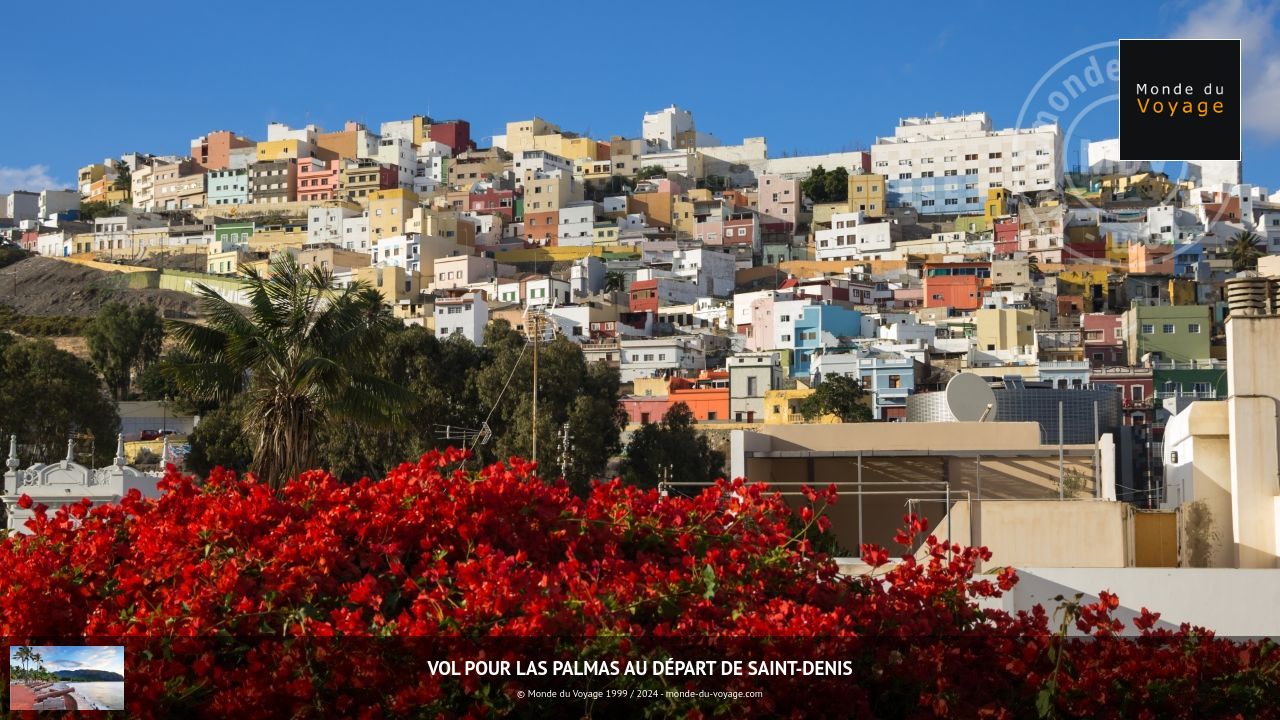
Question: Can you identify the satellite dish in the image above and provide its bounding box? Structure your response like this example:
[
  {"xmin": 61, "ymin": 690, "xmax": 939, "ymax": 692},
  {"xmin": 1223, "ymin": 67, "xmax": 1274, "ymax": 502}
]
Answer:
[{"xmin": 945, "ymin": 373, "xmax": 997, "ymax": 422}]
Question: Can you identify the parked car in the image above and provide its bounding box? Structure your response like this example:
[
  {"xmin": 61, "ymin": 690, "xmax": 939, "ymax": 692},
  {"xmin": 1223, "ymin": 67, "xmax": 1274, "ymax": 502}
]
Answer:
[{"xmin": 138, "ymin": 429, "xmax": 178, "ymax": 441}]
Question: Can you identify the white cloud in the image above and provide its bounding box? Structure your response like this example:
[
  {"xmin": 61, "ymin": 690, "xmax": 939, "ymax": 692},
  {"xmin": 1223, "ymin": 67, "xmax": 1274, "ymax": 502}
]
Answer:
[
  {"xmin": 1172, "ymin": 0, "xmax": 1280, "ymax": 139},
  {"xmin": 0, "ymin": 164, "xmax": 66, "ymax": 194}
]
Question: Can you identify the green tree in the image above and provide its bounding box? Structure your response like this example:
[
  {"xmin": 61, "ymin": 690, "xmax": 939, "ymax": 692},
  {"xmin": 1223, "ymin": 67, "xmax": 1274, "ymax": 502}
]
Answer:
[
  {"xmin": 801, "ymin": 165, "xmax": 850, "ymax": 204},
  {"xmin": 77, "ymin": 201, "xmax": 119, "ymax": 223},
  {"xmin": 797, "ymin": 374, "xmax": 873, "ymax": 423},
  {"xmin": 85, "ymin": 302, "xmax": 165, "ymax": 400},
  {"xmin": 165, "ymin": 254, "xmax": 408, "ymax": 488},
  {"xmin": 0, "ymin": 334, "xmax": 120, "ymax": 465},
  {"xmin": 184, "ymin": 398, "xmax": 255, "ymax": 476},
  {"xmin": 319, "ymin": 326, "xmax": 485, "ymax": 481},
  {"xmin": 1227, "ymin": 230, "xmax": 1265, "ymax": 271},
  {"xmin": 603, "ymin": 271, "xmax": 626, "ymax": 294},
  {"xmin": 112, "ymin": 159, "xmax": 132, "ymax": 192},
  {"xmin": 471, "ymin": 320, "xmax": 624, "ymax": 493},
  {"xmin": 620, "ymin": 402, "xmax": 724, "ymax": 490},
  {"xmin": 635, "ymin": 165, "xmax": 668, "ymax": 181}
]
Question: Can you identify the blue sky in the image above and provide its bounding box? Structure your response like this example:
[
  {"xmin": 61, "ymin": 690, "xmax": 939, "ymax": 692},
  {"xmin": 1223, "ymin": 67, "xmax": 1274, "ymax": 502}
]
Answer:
[
  {"xmin": 2, "ymin": 0, "xmax": 1278, "ymax": 193},
  {"xmin": 9, "ymin": 646, "xmax": 124, "ymax": 675}
]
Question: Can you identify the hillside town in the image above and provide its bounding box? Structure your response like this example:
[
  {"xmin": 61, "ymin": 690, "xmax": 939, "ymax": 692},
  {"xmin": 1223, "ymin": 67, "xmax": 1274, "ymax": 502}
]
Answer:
[{"xmin": 3, "ymin": 104, "xmax": 1279, "ymax": 580}]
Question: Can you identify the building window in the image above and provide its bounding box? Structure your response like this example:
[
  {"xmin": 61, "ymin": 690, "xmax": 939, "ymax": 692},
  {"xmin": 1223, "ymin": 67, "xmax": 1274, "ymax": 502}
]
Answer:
[
  {"xmin": 1141, "ymin": 324, "xmax": 1154, "ymax": 334},
  {"xmin": 1188, "ymin": 323, "xmax": 1202, "ymax": 333},
  {"xmin": 1162, "ymin": 324, "xmax": 1175, "ymax": 334},
  {"xmin": 888, "ymin": 375, "xmax": 901, "ymax": 388}
]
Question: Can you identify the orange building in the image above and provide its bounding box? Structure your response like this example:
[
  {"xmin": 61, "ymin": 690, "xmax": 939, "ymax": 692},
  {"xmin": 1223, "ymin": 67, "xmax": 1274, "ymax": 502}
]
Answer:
[
  {"xmin": 922, "ymin": 261, "xmax": 990, "ymax": 310},
  {"xmin": 524, "ymin": 210, "xmax": 559, "ymax": 245},
  {"xmin": 191, "ymin": 130, "xmax": 255, "ymax": 170},
  {"xmin": 1128, "ymin": 242, "xmax": 1176, "ymax": 274},
  {"xmin": 669, "ymin": 372, "xmax": 730, "ymax": 422}
]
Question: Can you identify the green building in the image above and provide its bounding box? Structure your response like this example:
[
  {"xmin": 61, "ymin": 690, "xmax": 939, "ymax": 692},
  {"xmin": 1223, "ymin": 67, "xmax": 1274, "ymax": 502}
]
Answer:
[
  {"xmin": 213, "ymin": 221, "xmax": 255, "ymax": 248},
  {"xmin": 1123, "ymin": 305, "xmax": 1212, "ymax": 365}
]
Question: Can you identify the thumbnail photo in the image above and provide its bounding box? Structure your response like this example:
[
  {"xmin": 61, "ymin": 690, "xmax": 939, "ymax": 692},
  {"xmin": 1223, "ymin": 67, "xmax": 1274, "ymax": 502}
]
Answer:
[{"xmin": 8, "ymin": 645, "xmax": 125, "ymax": 712}]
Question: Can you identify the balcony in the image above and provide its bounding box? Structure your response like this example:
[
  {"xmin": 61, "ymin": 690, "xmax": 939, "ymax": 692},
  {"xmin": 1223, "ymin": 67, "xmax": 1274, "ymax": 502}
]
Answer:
[
  {"xmin": 1151, "ymin": 359, "xmax": 1225, "ymax": 371},
  {"xmin": 1153, "ymin": 388, "xmax": 1219, "ymax": 400}
]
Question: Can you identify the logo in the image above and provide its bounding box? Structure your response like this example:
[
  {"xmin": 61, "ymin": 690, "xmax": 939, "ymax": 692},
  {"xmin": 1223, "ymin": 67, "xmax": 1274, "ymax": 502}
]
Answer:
[{"xmin": 1120, "ymin": 39, "xmax": 1241, "ymax": 161}]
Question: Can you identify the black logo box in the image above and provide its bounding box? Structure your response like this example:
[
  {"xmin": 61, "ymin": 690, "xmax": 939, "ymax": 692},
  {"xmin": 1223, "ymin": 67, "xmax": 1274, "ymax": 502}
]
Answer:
[{"xmin": 1119, "ymin": 39, "xmax": 1241, "ymax": 161}]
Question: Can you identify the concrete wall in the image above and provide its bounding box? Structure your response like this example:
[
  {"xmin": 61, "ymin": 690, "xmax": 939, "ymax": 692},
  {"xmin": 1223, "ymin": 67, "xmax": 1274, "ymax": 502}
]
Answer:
[
  {"xmin": 992, "ymin": 567, "xmax": 1280, "ymax": 636},
  {"xmin": 1162, "ymin": 401, "xmax": 1234, "ymax": 567},
  {"xmin": 1226, "ymin": 314, "xmax": 1280, "ymax": 567},
  {"xmin": 932, "ymin": 499, "xmax": 1135, "ymax": 568}
]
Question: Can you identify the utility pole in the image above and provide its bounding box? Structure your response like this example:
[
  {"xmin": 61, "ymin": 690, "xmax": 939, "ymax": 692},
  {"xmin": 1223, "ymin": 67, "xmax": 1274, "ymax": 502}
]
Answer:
[
  {"xmin": 530, "ymin": 309, "xmax": 540, "ymax": 467},
  {"xmin": 559, "ymin": 422, "xmax": 571, "ymax": 480}
]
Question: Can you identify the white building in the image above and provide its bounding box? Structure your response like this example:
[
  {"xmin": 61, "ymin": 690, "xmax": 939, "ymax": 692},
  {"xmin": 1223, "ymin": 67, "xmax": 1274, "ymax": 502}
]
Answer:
[
  {"xmin": 374, "ymin": 234, "xmax": 423, "ymax": 272},
  {"xmin": 1085, "ymin": 139, "xmax": 1149, "ymax": 176},
  {"xmin": 308, "ymin": 204, "xmax": 362, "ymax": 246},
  {"xmin": 432, "ymin": 254, "xmax": 497, "ymax": 291},
  {"xmin": 814, "ymin": 215, "xmax": 899, "ymax": 261},
  {"xmin": 619, "ymin": 335, "xmax": 707, "ymax": 382},
  {"xmin": 671, "ymin": 247, "xmax": 736, "ymax": 297},
  {"xmin": 1, "ymin": 436, "xmax": 160, "ymax": 534},
  {"xmin": 871, "ymin": 113, "xmax": 1061, "ymax": 215},
  {"xmin": 4, "ymin": 191, "xmax": 38, "ymax": 222},
  {"xmin": 38, "ymin": 189, "xmax": 79, "ymax": 219},
  {"xmin": 434, "ymin": 292, "xmax": 489, "ymax": 344},
  {"xmin": 642, "ymin": 105, "xmax": 697, "ymax": 151},
  {"xmin": 514, "ymin": 150, "xmax": 574, "ymax": 177},
  {"xmin": 557, "ymin": 202, "xmax": 597, "ymax": 246},
  {"xmin": 728, "ymin": 351, "xmax": 783, "ymax": 422},
  {"xmin": 341, "ymin": 212, "xmax": 371, "ymax": 253},
  {"xmin": 762, "ymin": 151, "xmax": 870, "ymax": 180}
]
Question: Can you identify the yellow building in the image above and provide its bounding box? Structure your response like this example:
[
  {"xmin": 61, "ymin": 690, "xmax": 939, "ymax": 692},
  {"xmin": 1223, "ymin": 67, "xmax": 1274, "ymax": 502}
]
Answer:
[
  {"xmin": 354, "ymin": 264, "xmax": 424, "ymax": 306},
  {"xmin": 763, "ymin": 384, "xmax": 840, "ymax": 425},
  {"xmin": 974, "ymin": 308, "xmax": 1042, "ymax": 352},
  {"xmin": 1056, "ymin": 266, "xmax": 1110, "ymax": 296},
  {"xmin": 504, "ymin": 118, "xmax": 562, "ymax": 156},
  {"xmin": 1099, "ymin": 172, "xmax": 1175, "ymax": 202},
  {"xmin": 78, "ymin": 163, "xmax": 109, "ymax": 196},
  {"xmin": 448, "ymin": 149, "xmax": 507, "ymax": 191},
  {"xmin": 368, "ymin": 188, "xmax": 419, "ymax": 241},
  {"xmin": 248, "ymin": 223, "xmax": 308, "ymax": 254},
  {"xmin": 984, "ymin": 188, "xmax": 1012, "ymax": 220},
  {"xmin": 593, "ymin": 223, "xmax": 620, "ymax": 245},
  {"xmin": 256, "ymin": 139, "xmax": 312, "ymax": 162},
  {"xmin": 846, "ymin": 173, "xmax": 886, "ymax": 217}
]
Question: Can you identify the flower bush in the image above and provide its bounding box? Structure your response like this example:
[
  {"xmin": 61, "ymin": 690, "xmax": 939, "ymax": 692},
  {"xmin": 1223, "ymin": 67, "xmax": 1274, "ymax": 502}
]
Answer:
[{"xmin": 0, "ymin": 449, "xmax": 1277, "ymax": 718}]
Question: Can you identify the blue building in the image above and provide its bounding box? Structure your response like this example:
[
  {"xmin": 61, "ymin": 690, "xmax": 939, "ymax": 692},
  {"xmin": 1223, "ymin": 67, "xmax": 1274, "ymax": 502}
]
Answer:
[
  {"xmin": 885, "ymin": 173, "xmax": 983, "ymax": 214},
  {"xmin": 792, "ymin": 304, "xmax": 863, "ymax": 376},
  {"xmin": 810, "ymin": 350, "xmax": 918, "ymax": 420}
]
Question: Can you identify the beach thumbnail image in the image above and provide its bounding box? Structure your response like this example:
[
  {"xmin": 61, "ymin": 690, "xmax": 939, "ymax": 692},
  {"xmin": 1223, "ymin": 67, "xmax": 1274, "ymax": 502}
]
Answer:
[{"xmin": 8, "ymin": 645, "xmax": 125, "ymax": 711}]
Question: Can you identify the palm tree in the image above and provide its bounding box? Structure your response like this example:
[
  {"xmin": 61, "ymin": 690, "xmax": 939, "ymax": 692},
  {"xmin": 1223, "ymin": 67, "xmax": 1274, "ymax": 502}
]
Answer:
[
  {"xmin": 1227, "ymin": 230, "xmax": 1265, "ymax": 271},
  {"xmin": 14, "ymin": 646, "xmax": 32, "ymax": 682},
  {"xmin": 603, "ymin": 271, "xmax": 625, "ymax": 297},
  {"xmin": 165, "ymin": 254, "xmax": 409, "ymax": 488}
]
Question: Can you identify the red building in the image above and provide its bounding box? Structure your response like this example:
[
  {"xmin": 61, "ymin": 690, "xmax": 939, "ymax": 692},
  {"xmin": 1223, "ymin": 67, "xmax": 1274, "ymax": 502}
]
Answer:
[
  {"xmin": 429, "ymin": 120, "xmax": 472, "ymax": 156},
  {"xmin": 922, "ymin": 262, "xmax": 989, "ymax": 311},
  {"xmin": 993, "ymin": 216, "xmax": 1019, "ymax": 255},
  {"xmin": 470, "ymin": 188, "xmax": 516, "ymax": 220},
  {"xmin": 629, "ymin": 279, "xmax": 659, "ymax": 313}
]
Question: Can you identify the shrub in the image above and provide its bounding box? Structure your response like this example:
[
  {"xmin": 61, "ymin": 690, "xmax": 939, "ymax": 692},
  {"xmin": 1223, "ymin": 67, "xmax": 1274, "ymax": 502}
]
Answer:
[{"xmin": 0, "ymin": 452, "xmax": 1276, "ymax": 718}]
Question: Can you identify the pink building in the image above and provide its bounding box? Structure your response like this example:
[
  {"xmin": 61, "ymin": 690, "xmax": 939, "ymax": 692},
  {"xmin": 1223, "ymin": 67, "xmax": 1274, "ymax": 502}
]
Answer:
[
  {"xmin": 745, "ymin": 296, "xmax": 776, "ymax": 351},
  {"xmin": 1082, "ymin": 313, "xmax": 1126, "ymax": 367},
  {"xmin": 297, "ymin": 159, "xmax": 339, "ymax": 202},
  {"xmin": 757, "ymin": 174, "xmax": 800, "ymax": 232}
]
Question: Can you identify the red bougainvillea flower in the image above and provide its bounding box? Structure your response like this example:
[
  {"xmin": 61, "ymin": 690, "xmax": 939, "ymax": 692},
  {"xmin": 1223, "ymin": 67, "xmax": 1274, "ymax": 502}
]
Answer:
[{"xmin": 0, "ymin": 449, "xmax": 1274, "ymax": 719}]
